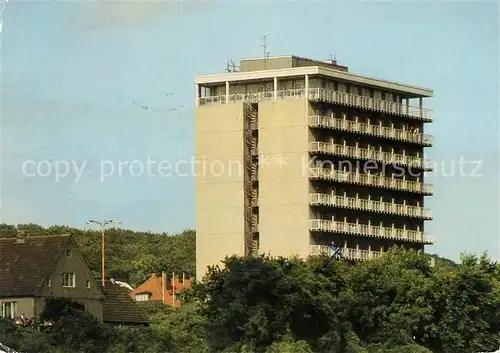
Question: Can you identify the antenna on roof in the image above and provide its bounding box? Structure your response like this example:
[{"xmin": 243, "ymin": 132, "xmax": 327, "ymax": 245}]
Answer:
[
  {"xmin": 261, "ymin": 34, "xmax": 269, "ymax": 69},
  {"xmin": 226, "ymin": 58, "xmax": 239, "ymax": 73},
  {"xmin": 330, "ymin": 53, "xmax": 337, "ymax": 65},
  {"xmin": 261, "ymin": 34, "xmax": 269, "ymax": 58}
]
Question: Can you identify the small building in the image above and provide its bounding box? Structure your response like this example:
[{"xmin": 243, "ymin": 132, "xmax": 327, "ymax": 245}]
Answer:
[
  {"xmin": 103, "ymin": 279, "xmax": 149, "ymax": 326},
  {"xmin": 0, "ymin": 234, "xmax": 104, "ymax": 321},
  {"xmin": 130, "ymin": 273, "xmax": 191, "ymax": 307}
]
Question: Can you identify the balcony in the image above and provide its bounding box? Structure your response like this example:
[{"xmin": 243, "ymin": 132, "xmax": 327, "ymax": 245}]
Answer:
[
  {"xmin": 310, "ymin": 245, "xmax": 435, "ymax": 266},
  {"xmin": 199, "ymin": 88, "xmax": 433, "ymax": 122},
  {"xmin": 308, "ymin": 115, "xmax": 433, "ymax": 146},
  {"xmin": 308, "ymin": 88, "xmax": 433, "ymax": 122},
  {"xmin": 310, "ymin": 244, "xmax": 383, "ymax": 261},
  {"xmin": 309, "ymin": 193, "xmax": 432, "ymax": 219},
  {"xmin": 309, "ymin": 141, "xmax": 431, "ymax": 170},
  {"xmin": 309, "ymin": 167, "xmax": 434, "ymax": 195},
  {"xmin": 309, "ymin": 219, "xmax": 433, "ymax": 244}
]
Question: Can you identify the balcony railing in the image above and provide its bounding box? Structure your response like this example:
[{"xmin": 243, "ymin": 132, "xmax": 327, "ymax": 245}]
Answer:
[
  {"xmin": 309, "ymin": 141, "xmax": 431, "ymax": 170},
  {"xmin": 308, "ymin": 88, "xmax": 433, "ymax": 121},
  {"xmin": 251, "ymin": 165, "xmax": 258, "ymax": 181},
  {"xmin": 308, "ymin": 115, "xmax": 433, "ymax": 146},
  {"xmin": 310, "ymin": 245, "xmax": 435, "ymax": 266},
  {"xmin": 309, "ymin": 219, "xmax": 433, "ymax": 244},
  {"xmin": 244, "ymin": 103, "xmax": 259, "ymax": 130},
  {"xmin": 310, "ymin": 244, "xmax": 383, "ymax": 261},
  {"xmin": 251, "ymin": 190, "xmax": 259, "ymax": 207},
  {"xmin": 252, "ymin": 215, "xmax": 259, "ymax": 232},
  {"xmin": 251, "ymin": 139, "xmax": 258, "ymax": 156},
  {"xmin": 309, "ymin": 193, "xmax": 432, "ymax": 219},
  {"xmin": 200, "ymin": 90, "xmax": 294, "ymax": 105},
  {"xmin": 309, "ymin": 167, "xmax": 433, "ymax": 195},
  {"xmin": 199, "ymin": 88, "xmax": 434, "ymax": 122}
]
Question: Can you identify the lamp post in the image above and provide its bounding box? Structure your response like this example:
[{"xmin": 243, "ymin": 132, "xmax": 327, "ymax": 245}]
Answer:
[{"xmin": 86, "ymin": 219, "xmax": 122, "ymax": 288}]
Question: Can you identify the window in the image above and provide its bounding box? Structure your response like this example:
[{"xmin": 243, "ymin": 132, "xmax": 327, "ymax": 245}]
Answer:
[
  {"xmin": 1, "ymin": 302, "xmax": 17, "ymax": 319},
  {"xmin": 66, "ymin": 249, "xmax": 71, "ymax": 257},
  {"xmin": 62, "ymin": 273, "xmax": 75, "ymax": 288},
  {"xmin": 135, "ymin": 293, "xmax": 150, "ymax": 302},
  {"xmin": 293, "ymin": 83, "xmax": 302, "ymax": 90},
  {"xmin": 47, "ymin": 278, "xmax": 52, "ymax": 287},
  {"xmin": 86, "ymin": 280, "xmax": 91, "ymax": 289}
]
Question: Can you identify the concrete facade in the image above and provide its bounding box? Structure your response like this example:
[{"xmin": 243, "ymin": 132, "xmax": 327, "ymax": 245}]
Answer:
[
  {"xmin": 195, "ymin": 103, "xmax": 247, "ymax": 278},
  {"xmin": 195, "ymin": 56, "xmax": 434, "ymax": 281},
  {"xmin": 258, "ymin": 99, "xmax": 310, "ymax": 258}
]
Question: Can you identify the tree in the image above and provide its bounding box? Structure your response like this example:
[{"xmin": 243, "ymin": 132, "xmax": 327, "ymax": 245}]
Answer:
[
  {"xmin": 424, "ymin": 253, "xmax": 500, "ymax": 353},
  {"xmin": 346, "ymin": 247, "xmax": 435, "ymax": 346},
  {"xmin": 196, "ymin": 255, "xmax": 352, "ymax": 353},
  {"xmin": 0, "ymin": 317, "xmax": 22, "ymax": 348},
  {"xmin": 18, "ymin": 328, "xmax": 54, "ymax": 353},
  {"xmin": 265, "ymin": 332, "xmax": 313, "ymax": 353},
  {"xmin": 40, "ymin": 297, "xmax": 112, "ymax": 353},
  {"xmin": 4, "ymin": 222, "xmax": 500, "ymax": 353},
  {"xmin": 149, "ymin": 302, "xmax": 209, "ymax": 353}
]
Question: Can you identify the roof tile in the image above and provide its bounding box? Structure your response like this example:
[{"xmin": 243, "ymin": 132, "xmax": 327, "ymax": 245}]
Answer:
[
  {"xmin": 0, "ymin": 235, "xmax": 70, "ymax": 297},
  {"xmin": 103, "ymin": 281, "xmax": 149, "ymax": 324}
]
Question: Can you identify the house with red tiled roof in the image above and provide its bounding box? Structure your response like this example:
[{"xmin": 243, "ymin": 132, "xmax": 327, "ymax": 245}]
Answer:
[{"xmin": 130, "ymin": 272, "xmax": 191, "ymax": 307}]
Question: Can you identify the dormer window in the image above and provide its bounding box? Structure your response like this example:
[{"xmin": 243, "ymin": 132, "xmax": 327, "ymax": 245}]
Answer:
[
  {"xmin": 135, "ymin": 292, "xmax": 151, "ymax": 302},
  {"xmin": 66, "ymin": 249, "xmax": 71, "ymax": 258}
]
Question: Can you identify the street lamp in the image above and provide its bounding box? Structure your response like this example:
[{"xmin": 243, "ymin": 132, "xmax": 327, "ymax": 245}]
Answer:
[{"xmin": 86, "ymin": 219, "xmax": 123, "ymax": 288}]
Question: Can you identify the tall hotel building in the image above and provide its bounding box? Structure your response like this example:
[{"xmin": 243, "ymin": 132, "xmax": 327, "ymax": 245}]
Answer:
[{"xmin": 195, "ymin": 56, "xmax": 434, "ymax": 280}]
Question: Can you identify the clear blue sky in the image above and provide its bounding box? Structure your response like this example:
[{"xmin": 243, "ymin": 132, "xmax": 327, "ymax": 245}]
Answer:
[{"xmin": 1, "ymin": 0, "xmax": 498, "ymax": 261}]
